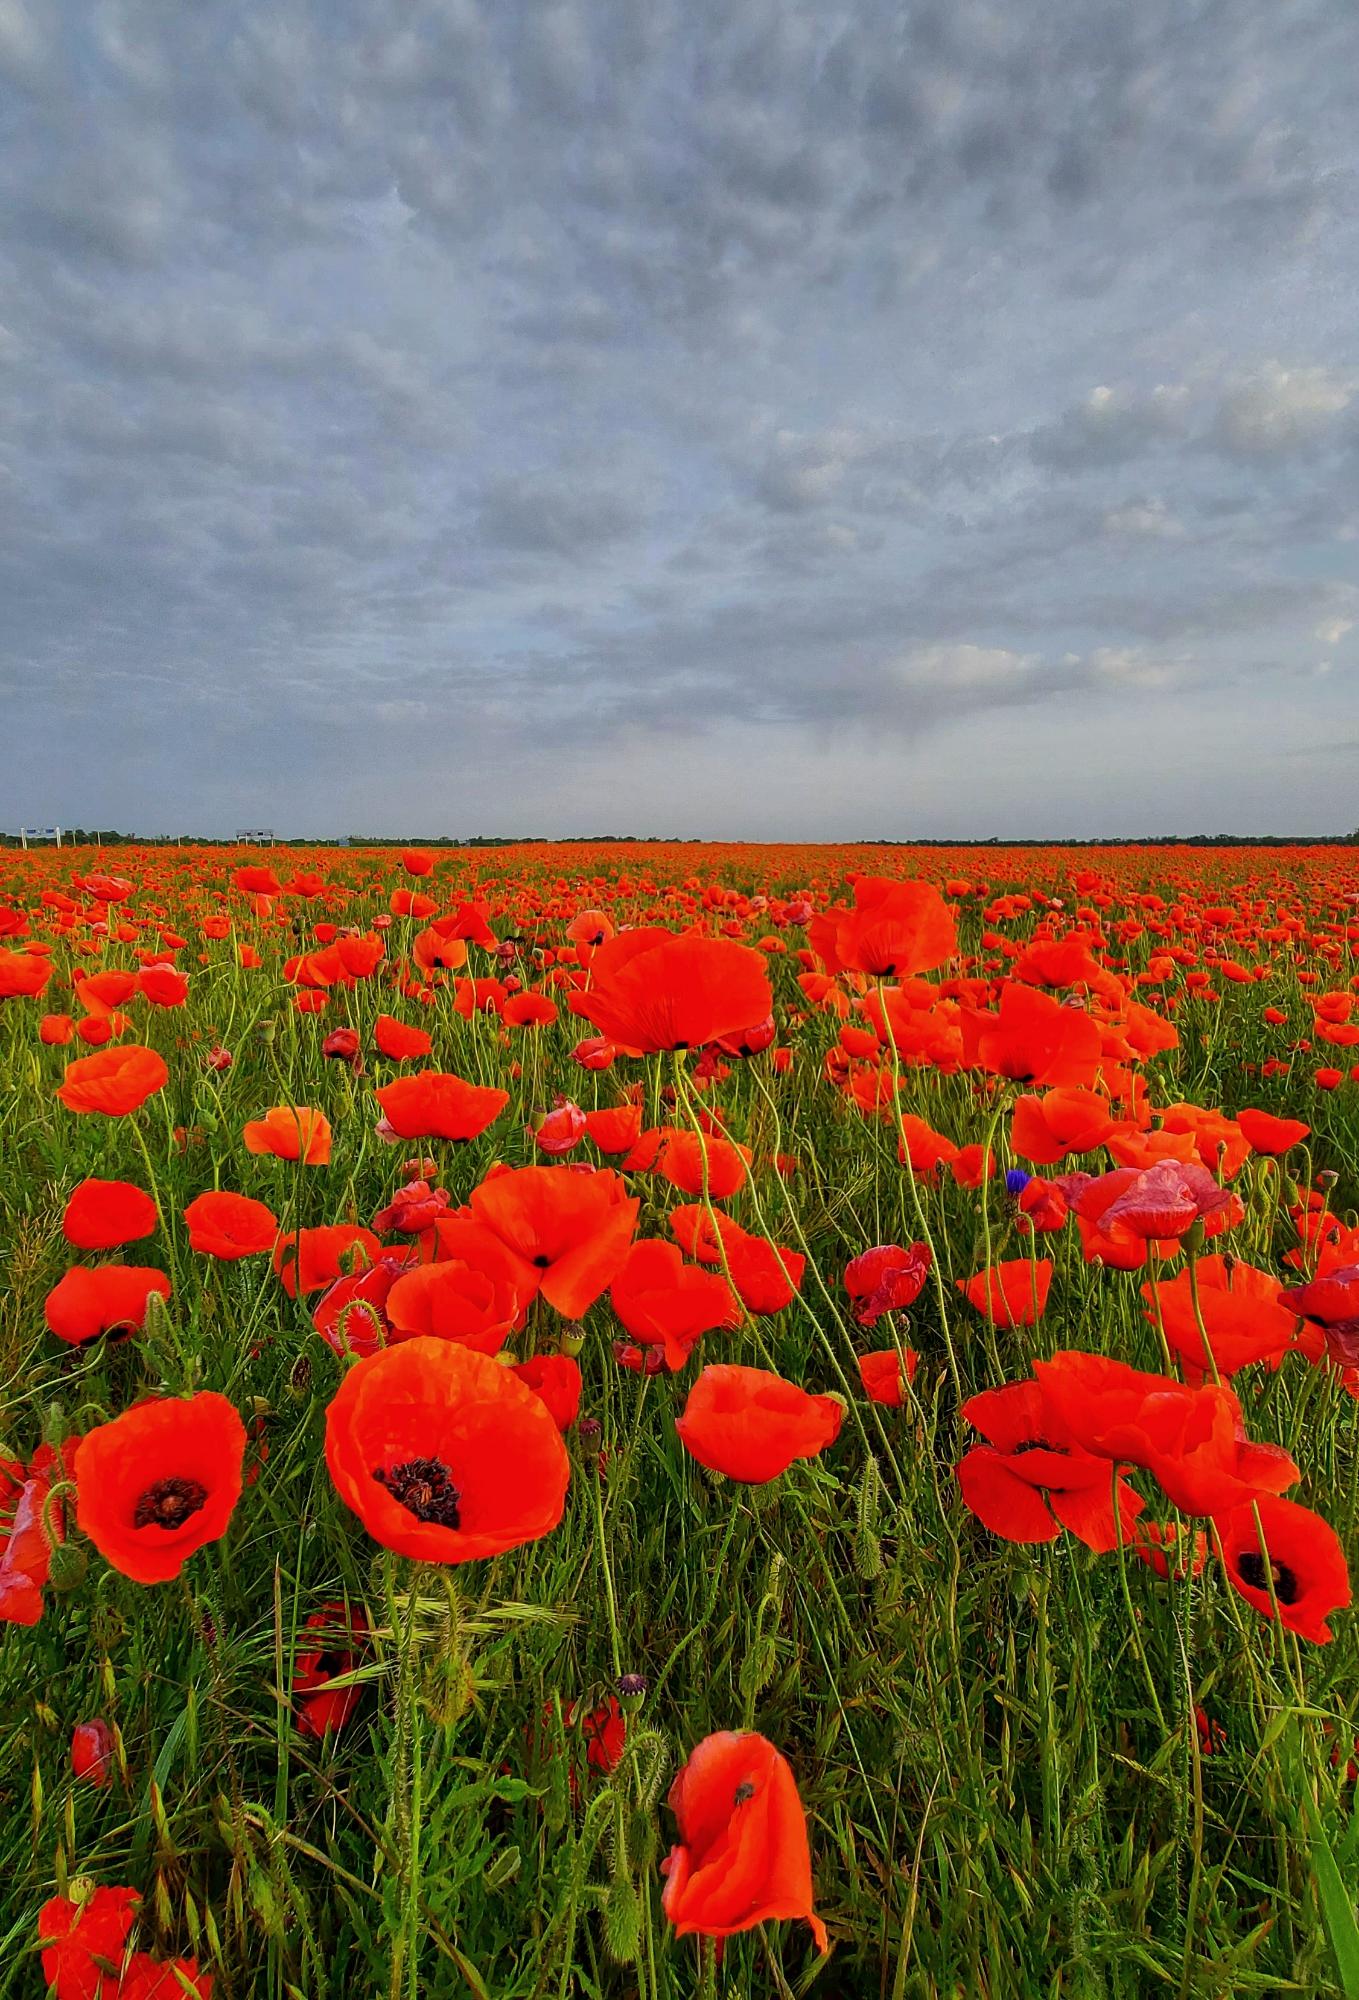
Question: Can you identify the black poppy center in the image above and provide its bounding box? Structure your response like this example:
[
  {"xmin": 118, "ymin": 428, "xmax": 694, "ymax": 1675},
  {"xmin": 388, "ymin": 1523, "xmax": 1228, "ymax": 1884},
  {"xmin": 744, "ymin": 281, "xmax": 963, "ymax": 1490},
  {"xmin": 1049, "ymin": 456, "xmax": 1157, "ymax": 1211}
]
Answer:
[
  {"xmin": 1236, "ymin": 1551, "xmax": 1300, "ymax": 1604},
  {"xmin": 532, "ymin": 1254, "xmax": 552, "ymax": 1268},
  {"xmin": 374, "ymin": 1455, "xmax": 462, "ymax": 1528},
  {"xmin": 312, "ymin": 1650, "xmax": 346, "ymax": 1679},
  {"xmin": 1009, "ymin": 1438, "xmax": 1059, "ymax": 1456},
  {"xmin": 134, "ymin": 1476, "xmax": 209, "ymax": 1530}
]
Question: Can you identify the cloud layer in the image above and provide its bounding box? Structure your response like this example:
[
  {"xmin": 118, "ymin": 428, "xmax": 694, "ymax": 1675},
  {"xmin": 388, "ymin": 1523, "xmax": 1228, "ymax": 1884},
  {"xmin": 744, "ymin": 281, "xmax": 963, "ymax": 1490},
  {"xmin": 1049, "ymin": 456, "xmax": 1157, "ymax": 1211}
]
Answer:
[{"xmin": 2, "ymin": 0, "xmax": 1357, "ymax": 835}]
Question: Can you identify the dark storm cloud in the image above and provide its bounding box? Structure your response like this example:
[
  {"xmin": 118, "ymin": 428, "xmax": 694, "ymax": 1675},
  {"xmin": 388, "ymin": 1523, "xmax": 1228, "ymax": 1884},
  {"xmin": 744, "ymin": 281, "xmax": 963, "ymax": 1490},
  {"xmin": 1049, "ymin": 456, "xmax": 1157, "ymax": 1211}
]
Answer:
[{"xmin": 1, "ymin": 0, "xmax": 1357, "ymax": 835}]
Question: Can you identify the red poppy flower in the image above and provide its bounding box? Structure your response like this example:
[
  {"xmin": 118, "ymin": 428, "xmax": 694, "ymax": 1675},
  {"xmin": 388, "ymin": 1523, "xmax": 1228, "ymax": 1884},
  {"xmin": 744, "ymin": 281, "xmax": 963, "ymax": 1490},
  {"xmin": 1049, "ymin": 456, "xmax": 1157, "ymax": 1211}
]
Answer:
[
  {"xmin": 610, "ymin": 1240, "xmax": 740, "ymax": 1370},
  {"xmin": 312, "ymin": 1252, "xmax": 418, "ymax": 1359},
  {"xmin": 570, "ymin": 931, "xmax": 773, "ymax": 1053},
  {"xmin": 585, "ymin": 1102, "xmax": 644, "ymax": 1153},
  {"xmin": 858, "ymin": 1347, "xmax": 919, "ymax": 1405},
  {"xmin": 434, "ymin": 1165, "xmax": 639, "ymax": 1319},
  {"xmin": 57, "ymin": 1043, "xmax": 169, "ymax": 1115},
  {"xmin": 669, "ymin": 1208, "xmax": 805, "ymax": 1313},
  {"xmin": 894, "ymin": 1115, "xmax": 960, "ymax": 1176},
  {"xmin": 957, "ymin": 1379, "xmax": 1144, "ymax": 1551},
  {"xmin": 374, "ymin": 1072, "xmax": 510, "ymax": 1143},
  {"xmin": 39, "ymin": 1884, "xmax": 142, "ymax": 2000},
  {"xmin": 534, "ymin": 1100, "xmax": 588, "ymax": 1155},
  {"xmin": 136, "ymin": 965, "xmax": 190, "ymax": 1008},
  {"xmin": 961, "ymin": 984, "xmax": 1103, "ymax": 1088},
  {"xmin": 243, "ymin": 1105, "xmax": 332, "ymax": 1164},
  {"xmin": 1282, "ymin": 1265, "xmax": 1359, "ymax": 1367},
  {"xmin": 385, "ymin": 1258, "xmax": 523, "ymax": 1354},
  {"xmin": 324, "ymin": 1338, "xmax": 570, "ymax": 1562},
  {"xmin": 512, "ymin": 1354, "xmax": 583, "ymax": 1431},
  {"xmin": 62, "ymin": 1177, "xmax": 158, "ymax": 1250},
  {"xmin": 0, "ymin": 947, "xmax": 52, "ymax": 1000},
  {"xmin": 662, "ymin": 1731, "xmax": 828, "ymax": 1951},
  {"xmin": 371, "ymin": 1178, "xmax": 451, "ymax": 1233},
  {"xmin": 70, "ymin": 1718, "xmax": 115, "ymax": 1788},
  {"xmin": 844, "ymin": 1243, "xmax": 931, "ymax": 1326},
  {"xmin": 400, "ymin": 849, "xmax": 434, "ymax": 876},
  {"xmin": 374, "ymin": 1013, "xmax": 433, "ymax": 1061},
  {"xmin": 1, "ymin": 1446, "xmax": 69, "ymax": 1628},
  {"xmin": 655, "ymin": 1127, "xmax": 751, "ymax": 1200},
  {"xmin": 1011, "ymin": 1087, "xmax": 1118, "ymax": 1166},
  {"xmin": 294, "ymin": 1600, "xmax": 369, "ymax": 1737},
  {"xmin": 273, "ymin": 1224, "xmax": 381, "ymax": 1298},
  {"xmin": 45, "ymin": 1265, "xmax": 171, "ymax": 1346},
  {"xmin": 809, "ymin": 875, "xmax": 955, "ymax": 979},
  {"xmin": 1142, "ymin": 1257, "xmax": 1301, "ymax": 1380},
  {"xmin": 565, "ymin": 1693, "xmax": 627, "ymax": 1774},
  {"xmin": 1085, "ymin": 1160, "xmax": 1239, "ymax": 1241},
  {"xmin": 183, "ymin": 1189, "xmax": 279, "ymax": 1260},
  {"xmin": 503, "ymin": 990, "xmax": 558, "ymax": 1028},
  {"xmin": 675, "ymin": 1365, "xmax": 842, "ymax": 1483},
  {"xmin": 74, "ymin": 1392, "xmax": 247, "ymax": 1584},
  {"xmin": 1215, "ymin": 1494, "xmax": 1350, "ymax": 1643},
  {"xmin": 957, "ymin": 1258, "xmax": 1052, "ymax": 1328},
  {"xmin": 1235, "ymin": 1107, "xmax": 1309, "ymax": 1154}
]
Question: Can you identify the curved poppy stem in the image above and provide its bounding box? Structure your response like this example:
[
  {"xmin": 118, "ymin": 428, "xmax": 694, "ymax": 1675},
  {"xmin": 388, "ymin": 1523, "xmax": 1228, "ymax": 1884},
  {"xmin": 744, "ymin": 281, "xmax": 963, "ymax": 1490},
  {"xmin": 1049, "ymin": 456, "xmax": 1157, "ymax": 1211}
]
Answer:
[
  {"xmin": 1110, "ymin": 1461, "xmax": 1167, "ymax": 1732},
  {"xmin": 1183, "ymin": 1230, "xmax": 1222, "ymax": 1387},
  {"xmin": 589, "ymin": 1456, "xmax": 623, "ymax": 1680}
]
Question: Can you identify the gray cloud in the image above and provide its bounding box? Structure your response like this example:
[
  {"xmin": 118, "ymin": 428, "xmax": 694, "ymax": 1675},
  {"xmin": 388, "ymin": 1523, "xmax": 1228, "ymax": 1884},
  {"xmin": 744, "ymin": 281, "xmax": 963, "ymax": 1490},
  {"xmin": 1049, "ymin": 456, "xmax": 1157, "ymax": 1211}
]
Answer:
[{"xmin": 1, "ymin": 0, "xmax": 1357, "ymax": 835}]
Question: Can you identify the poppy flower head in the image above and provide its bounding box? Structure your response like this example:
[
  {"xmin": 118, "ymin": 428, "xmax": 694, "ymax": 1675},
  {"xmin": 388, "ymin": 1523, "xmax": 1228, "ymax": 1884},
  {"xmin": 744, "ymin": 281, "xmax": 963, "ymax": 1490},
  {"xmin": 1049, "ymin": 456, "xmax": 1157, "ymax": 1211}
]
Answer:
[
  {"xmin": 843, "ymin": 1243, "xmax": 931, "ymax": 1325},
  {"xmin": 243, "ymin": 1105, "xmax": 333, "ymax": 1165},
  {"xmin": 324, "ymin": 1338, "xmax": 570, "ymax": 1562},
  {"xmin": 183, "ymin": 1190, "xmax": 279, "ymax": 1260},
  {"xmin": 675, "ymin": 1364, "xmax": 842, "ymax": 1483},
  {"xmin": 74, "ymin": 1392, "xmax": 246, "ymax": 1584},
  {"xmin": 662, "ymin": 1730, "xmax": 828, "ymax": 1951},
  {"xmin": 1215, "ymin": 1494, "xmax": 1350, "ymax": 1643},
  {"xmin": 45, "ymin": 1265, "xmax": 171, "ymax": 1346},
  {"xmin": 62, "ymin": 1177, "xmax": 158, "ymax": 1251},
  {"xmin": 570, "ymin": 931, "xmax": 773, "ymax": 1054},
  {"xmin": 374, "ymin": 1071, "xmax": 510, "ymax": 1143},
  {"xmin": 57, "ymin": 1044, "xmax": 169, "ymax": 1116}
]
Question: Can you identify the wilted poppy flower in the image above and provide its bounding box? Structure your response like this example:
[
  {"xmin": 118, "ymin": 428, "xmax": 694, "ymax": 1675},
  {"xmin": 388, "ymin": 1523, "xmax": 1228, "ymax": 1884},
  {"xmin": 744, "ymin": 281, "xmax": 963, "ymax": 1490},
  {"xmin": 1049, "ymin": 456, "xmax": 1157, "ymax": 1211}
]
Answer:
[
  {"xmin": 374, "ymin": 1072, "xmax": 510, "ymax": 1143},
  {"xmin": 273, "ymin": 1224, "xmax": 381, "ymax": 1298},
  {"xmin": 243, "ymin": 1105, "xmax": 332, "ymax": 1164},
  {"xmin": 45, "ymin": 1264, "xmax": 171, "ymax": 1346},
  {"xmin": 662, "ymin": 1731, "xmax": 828, "ymax": 1951},
  {"xmin": 57, "ymin": 1043, "xmax": 169, "ymax": 1115},
  {"xmin": 534, "ymin": 1100, "xmax": 588, "ymax": 1155},
  {"xmin": 844, "ymin": 1243, "xmax": 931, "ymax": 1325},
  {"xmin": 513, "ymin": 1354, "xmax": 583, "ymax": 1431},
  {"xmin": 181, "ymin": 1188, "xmax": 277, "ymax": 1260},
  {"xmin": 324, "ymin": 1338, "xmax": 570, "ymax": 1562},
  {"xmin": 63, "ymin": 1177, "xmax": 158, "ymax": 1250},
  {"xmin": 809, "ymin": 875, "xmax": 955, "ymax": 979},
  {"xmin": 958, "ymin": 1379, "xmax": 1144, "ymax": 1551},
  {"xmin": 322, "ymin": 1026, "xmax": 361, "ymax": 1064},
  {"xmin": 74, "ymin": 1392, "xmax": 247, "ymax": 1584},
  {"xmin": 858, "ymin": 1347, "xmax": 919, "ymax": 1405},
  {"xmin": 610, "ymin": 1240, "xmax": 740, "ymax": 1371},
  {"xmin": 957, "ymin": 1258, "xmax": 1052, "ymax": 1328},
  {"xmin": 371, "ymin": 1178, "xmax": 451, "ymax": 1234},
  {"xmin": 71, "ymin": 1718, "xmax": 115, "ymax": 1787},
  {"xmin": 1215, "ymin": 1494, "xmax": 1350, "ymax": 1643},
  {"xmin": 435, "ymin": 1165, "xmax": 639, "ymax": 1319},
  {"xmin": 675, "ymin": 1365, "xmax": 842, "ymax": 1483},
  {"xmin": 385, "ymin": 1258, "xmax": 522, "ymax": 1354},
  {"xmin": 294, "ymin": 1600, "xmax": 369, "ymax": 1737},
  {"xmin": 571, "ymin": 931, "xmax": 773, "ymax": 1053}
]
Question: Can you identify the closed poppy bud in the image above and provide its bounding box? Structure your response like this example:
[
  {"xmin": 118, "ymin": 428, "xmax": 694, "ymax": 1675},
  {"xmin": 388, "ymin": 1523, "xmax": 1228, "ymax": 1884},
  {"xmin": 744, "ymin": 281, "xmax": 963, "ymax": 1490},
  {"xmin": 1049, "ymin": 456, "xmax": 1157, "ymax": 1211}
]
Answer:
[
  {"xmin": 662, "ymin": 1731, "xmax": 828, "ymax": 1951},
  {"xmin": 70, "ymin": 1719, "xmax": 114, "ymax": 1787},
  {"xmin": 534, "ymin": 1100, "xmax": 588, "ymax": 1155}
]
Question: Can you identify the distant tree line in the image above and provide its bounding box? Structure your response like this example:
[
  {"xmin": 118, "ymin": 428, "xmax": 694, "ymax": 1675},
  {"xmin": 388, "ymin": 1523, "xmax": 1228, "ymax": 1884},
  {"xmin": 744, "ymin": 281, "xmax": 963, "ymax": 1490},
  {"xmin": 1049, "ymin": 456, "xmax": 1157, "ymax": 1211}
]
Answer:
[{"xmin": 4, "ymin": 829, "xmax": 1358, "ymax": 850}]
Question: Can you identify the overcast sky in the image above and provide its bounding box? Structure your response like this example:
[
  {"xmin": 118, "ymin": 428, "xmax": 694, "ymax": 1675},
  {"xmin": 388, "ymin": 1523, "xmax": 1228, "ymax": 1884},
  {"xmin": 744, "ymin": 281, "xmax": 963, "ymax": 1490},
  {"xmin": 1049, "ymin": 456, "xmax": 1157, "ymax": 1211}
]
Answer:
[{"xmin": 2, "ymin": 0, "xmax": 1357, "ymax": 839}]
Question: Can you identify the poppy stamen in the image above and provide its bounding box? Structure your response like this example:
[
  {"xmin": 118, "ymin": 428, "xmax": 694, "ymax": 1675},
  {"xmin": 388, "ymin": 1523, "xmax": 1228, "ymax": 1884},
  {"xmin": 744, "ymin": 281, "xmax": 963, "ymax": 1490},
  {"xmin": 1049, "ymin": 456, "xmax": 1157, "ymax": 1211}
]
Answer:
[
  {"xmin": 134, "ymin": 1476, "xmax": 209, "ymax": 1530},
  {"xmin": 1236, "ymin": 1552, "xmax": 1300, "ymax": 1605},
  {"xmin": 374, "ymin": 1455, "xmax": 462, "ymax": 1528}
]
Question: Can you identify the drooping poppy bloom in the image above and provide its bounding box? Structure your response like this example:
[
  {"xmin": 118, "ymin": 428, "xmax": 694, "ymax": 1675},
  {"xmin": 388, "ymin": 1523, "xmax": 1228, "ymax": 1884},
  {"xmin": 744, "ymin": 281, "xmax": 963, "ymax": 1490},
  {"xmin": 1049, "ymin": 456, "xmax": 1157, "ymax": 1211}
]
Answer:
[
  {"xmin": 844, "ymin": 1243, "xmax": 931, "ymax": 1326},
  {"xmin": 324, "ymin": 1338, "xmax": 570, "ymax": 1562},
  {"xmin": 1214, "ymin": 1494, "xmax": 1350, "ymax": 1643},
  {"xmin": 1, "ymin": 1445, "xmax": 69, "ymax": 1628},
  {"xmin": 512, "ymin": 1353, "xmax": 583, "ymax": 1431},
  {"xmin": 675, "ymin": 1365, "xmax": 842, "ymax": 1483},
  {"xmin": 243, "ymin": 1105, "xmax": 333, "ymax": 1164},
  {"xmin": 570, "ymin": 931, "xmax": 773, "ymax": 1053},
  {"xmin": 312, "ymin": 1251, "xmax": 419, "ymax": 1359},
  {"xmin": 610, "ymin": 1240, "xmax": 740, "ymax": 1371},
  {"xmin": 273, "ymin": 1224, "xmax": 381, "ymax": 1298},
  {"xmin": 809, "ymin": 875, "xmax": 955, "ymax": 979},
  {"xmin": 385, "ymin": 1258, "xmax": 523, "ymax": 1354},
  {"xmin": 858, "ymin": 1347, "xmax": 920, "ymax": 1406},
  {"xmin": 662, "ymin": 1731, "xmax": 828, "ymax": 1952},
  {"xmin": 1142, "ymin": 1257, "xmax": 1301, "ymax": 1381},
  {"xmin": 73, "ymin": 1392, "xmax": 247, "ymax": 1584},
  {"xmin": 62, "ymin": 1177, "xmax": 158, "ymax": 1251},
  {"xmin": 956, "ymin": 1258, "xmax": 1052, "ymax": 1329},
  {"xmin": 669, "ymin": 1207, "xmax": 805, "ymax": 1314},
  {"xmin": 374, "ymin": 1072, "xmax": 510, "ymax": 1143},
  {"xmin": 183, "ymin": 1189, "xmax": 279, "ymax": 1260},
  {"xmin": 294, "ymin": 1600, "xmax": 369, "ymax": 1737},
  {"xmin": 70, "ymin": 1718, "xmax": 115, "ymax": 1788},
  {"xmin": 45, "ymin": 1265, "xmax": 171, "ymax": 1346},
  {"xmin": 957, "ymin": 1379, "xmax": 1145, "ymax": 1551},
  {"xmin": 57, "ymin": 1043, "xmax": 169, "ymax": 1115},
  {"xmin": 434, "ymin": 1165, "xmax": 639, "ymax": 1319},
  {"xmin": 374, "ymin": 1013, "xmax": 433, "ymax": 1061}
]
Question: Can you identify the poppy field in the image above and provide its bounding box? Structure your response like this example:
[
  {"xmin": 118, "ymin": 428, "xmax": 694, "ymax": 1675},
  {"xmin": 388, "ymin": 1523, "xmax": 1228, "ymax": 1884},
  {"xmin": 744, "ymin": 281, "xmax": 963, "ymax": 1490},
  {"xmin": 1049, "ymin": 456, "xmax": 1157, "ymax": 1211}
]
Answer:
[{"xmin": 5, "ymin": 839, "xmax": 1359, "ymax": 1999}]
